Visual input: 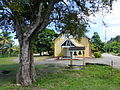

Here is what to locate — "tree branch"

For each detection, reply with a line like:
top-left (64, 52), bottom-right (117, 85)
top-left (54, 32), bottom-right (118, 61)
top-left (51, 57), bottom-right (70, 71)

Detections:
top-left (73, 0), bottom-right (89, 16)
top-left (26, 1), bottom-right (56, 39)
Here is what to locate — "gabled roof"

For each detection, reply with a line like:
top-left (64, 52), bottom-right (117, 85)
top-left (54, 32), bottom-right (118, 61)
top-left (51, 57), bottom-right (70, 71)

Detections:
top-left (61, 39), bottom-right (75, 47)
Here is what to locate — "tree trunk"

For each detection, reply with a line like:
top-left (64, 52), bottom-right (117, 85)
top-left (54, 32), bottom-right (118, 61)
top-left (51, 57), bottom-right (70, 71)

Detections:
top-left (16, 38), bottom-right (36, 86)
top-left (39, 52), bottom-right (42, 56)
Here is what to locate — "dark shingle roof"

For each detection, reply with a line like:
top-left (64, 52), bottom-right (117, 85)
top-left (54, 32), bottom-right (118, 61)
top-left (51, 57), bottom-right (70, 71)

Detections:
top-left (61, 39), bottom-right (75, 46)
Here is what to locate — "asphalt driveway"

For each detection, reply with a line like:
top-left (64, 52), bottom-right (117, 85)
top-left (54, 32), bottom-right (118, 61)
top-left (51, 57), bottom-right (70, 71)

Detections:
top-left (13, 53), bottom-right (120, 68)
top-left (35, 53), bottom-right (120, 68)
top-left (86, 53), bottom-right (120, 68)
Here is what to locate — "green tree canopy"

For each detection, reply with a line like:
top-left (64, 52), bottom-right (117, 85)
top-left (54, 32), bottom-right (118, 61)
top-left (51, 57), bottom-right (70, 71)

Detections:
top-left (108, 35), bottom-right (120, 43)
top-left (91, 32), bottom-right (104, 52)
top-left (106, 35), bottom-right (120, 53)
top-left (33, 28), bottom-right (58, 56)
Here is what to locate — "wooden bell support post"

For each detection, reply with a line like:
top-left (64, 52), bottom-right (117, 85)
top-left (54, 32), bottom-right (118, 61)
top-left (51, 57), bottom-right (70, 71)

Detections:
top-left (70, 52), bottom-right (73, 67)
top-left (69, 47), bottom-right (85, 68)
top-left (82, 50), bottom-right (85, 68)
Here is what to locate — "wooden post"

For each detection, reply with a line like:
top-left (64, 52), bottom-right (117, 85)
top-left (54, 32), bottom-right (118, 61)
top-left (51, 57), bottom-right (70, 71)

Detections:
top-left (83, 51), bottom-right (85, 68)
top-left (111, 60), bottom-right (113, 76)
top-left (70, 52), bottom-right (73, 66)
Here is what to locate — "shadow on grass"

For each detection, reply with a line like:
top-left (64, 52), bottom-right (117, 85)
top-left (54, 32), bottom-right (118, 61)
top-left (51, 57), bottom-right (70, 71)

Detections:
top-left (86, 62), bottom-right (110, 66)
top-left (1, 62), bottom-right (120, 90)
top-left (0, 63), bottom-right (64, 85)
top-left (34, 64), bottom-right (70, 88)
top-left (0, 64), bottom-right (18, 85)
top-left (35, 64), bottom-right (66, 75)
top-left (34, 64), bottom-right (120, 90)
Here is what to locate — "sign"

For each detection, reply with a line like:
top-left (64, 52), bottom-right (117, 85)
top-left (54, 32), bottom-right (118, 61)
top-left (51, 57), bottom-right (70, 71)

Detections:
top-left (69, 46), bottom-right (85, 51)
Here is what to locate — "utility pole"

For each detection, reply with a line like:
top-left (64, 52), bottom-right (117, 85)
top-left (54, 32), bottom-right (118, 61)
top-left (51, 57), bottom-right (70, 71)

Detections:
top-left (102, 6), bottom-right (108, 53)
top-left (102, 21), bottom-right (108, 53)
top-left (105, 27), bottom-right (107, 53)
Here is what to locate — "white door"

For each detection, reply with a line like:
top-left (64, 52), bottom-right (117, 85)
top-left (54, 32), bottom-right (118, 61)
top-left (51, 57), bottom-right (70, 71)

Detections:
top-left (67, 48), bottom-right (70, 57)
top-left (72, 51), bottom-right (75, 59)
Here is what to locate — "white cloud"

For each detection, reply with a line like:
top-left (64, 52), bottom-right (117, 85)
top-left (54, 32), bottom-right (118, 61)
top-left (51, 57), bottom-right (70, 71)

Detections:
top-left (106, 0), bottom-right (120, 18)
top-left (102, 26), bottom-right (120, 41)
top-left (103, 0), bottom-right (120, 40)
top-left (88, 0), bottom-right (120, 41)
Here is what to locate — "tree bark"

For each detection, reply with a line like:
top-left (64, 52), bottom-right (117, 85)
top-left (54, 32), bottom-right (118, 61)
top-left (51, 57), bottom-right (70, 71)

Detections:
top-left (16, 38), bottom-right (36, 86)
top-left (39, 52), bottom-right (42, 56)
top-left (14, 1), bottom-right (55, 85)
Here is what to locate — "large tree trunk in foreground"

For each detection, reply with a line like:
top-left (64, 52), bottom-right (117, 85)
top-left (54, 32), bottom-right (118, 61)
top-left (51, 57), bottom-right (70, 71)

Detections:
top-left (16, 38), bottom-right (36, 86)
top-left (14, 1), bottom-right (55, 85)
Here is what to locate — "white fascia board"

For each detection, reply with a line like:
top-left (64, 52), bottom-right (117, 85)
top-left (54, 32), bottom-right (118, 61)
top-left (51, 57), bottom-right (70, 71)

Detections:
top-left (62, 46), bottom-right (75, 48)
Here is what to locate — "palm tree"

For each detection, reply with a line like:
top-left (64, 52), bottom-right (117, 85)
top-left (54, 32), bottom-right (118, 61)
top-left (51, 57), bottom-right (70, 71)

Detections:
top-left (0, 30), bottom-right (14, 56)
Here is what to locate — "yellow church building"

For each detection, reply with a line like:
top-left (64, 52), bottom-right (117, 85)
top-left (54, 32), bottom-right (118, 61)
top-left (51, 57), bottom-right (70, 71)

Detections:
top-left (54, 34), bottom-right (92, 58)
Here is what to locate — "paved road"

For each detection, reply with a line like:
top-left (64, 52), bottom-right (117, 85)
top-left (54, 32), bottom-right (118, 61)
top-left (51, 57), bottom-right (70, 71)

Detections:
top-left (85, 53), bottom-right (120, 68)
top-left (35, 53), bottom-right (120, 68)
top-left (13, 53), bottom-right (120, 68)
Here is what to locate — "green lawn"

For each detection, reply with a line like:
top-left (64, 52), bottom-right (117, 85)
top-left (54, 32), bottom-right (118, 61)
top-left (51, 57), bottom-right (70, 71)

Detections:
top-left (1, 57), bottom-right (120, 90)
top-left (0, 57), bottom-right (18, 89)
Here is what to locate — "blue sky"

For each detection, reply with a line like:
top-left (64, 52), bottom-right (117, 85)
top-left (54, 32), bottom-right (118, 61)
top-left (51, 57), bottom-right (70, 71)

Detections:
top-left (1, 0), bottom-right (120, 45)
top-left (86, 0), bottom-right (120, 42)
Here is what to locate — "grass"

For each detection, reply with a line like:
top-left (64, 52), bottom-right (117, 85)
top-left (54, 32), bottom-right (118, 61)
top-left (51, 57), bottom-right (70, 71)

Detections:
top-left (1, 57), bottom-right (120, 90)
top-left (0, 57), bottom-right (18, 90)
top-left (35, 65), bottom-right (120, 90)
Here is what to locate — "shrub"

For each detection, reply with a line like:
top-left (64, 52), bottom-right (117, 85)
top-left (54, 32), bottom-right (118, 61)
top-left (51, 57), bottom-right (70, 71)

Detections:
top-left (57, 53), bottom-right (64, 59)
top-left (117, 53), bottom-right (120, 56)
top-left (93, 52), bottom-right (102, 58)
top-left (58, 53), bottom-right (64, 57)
